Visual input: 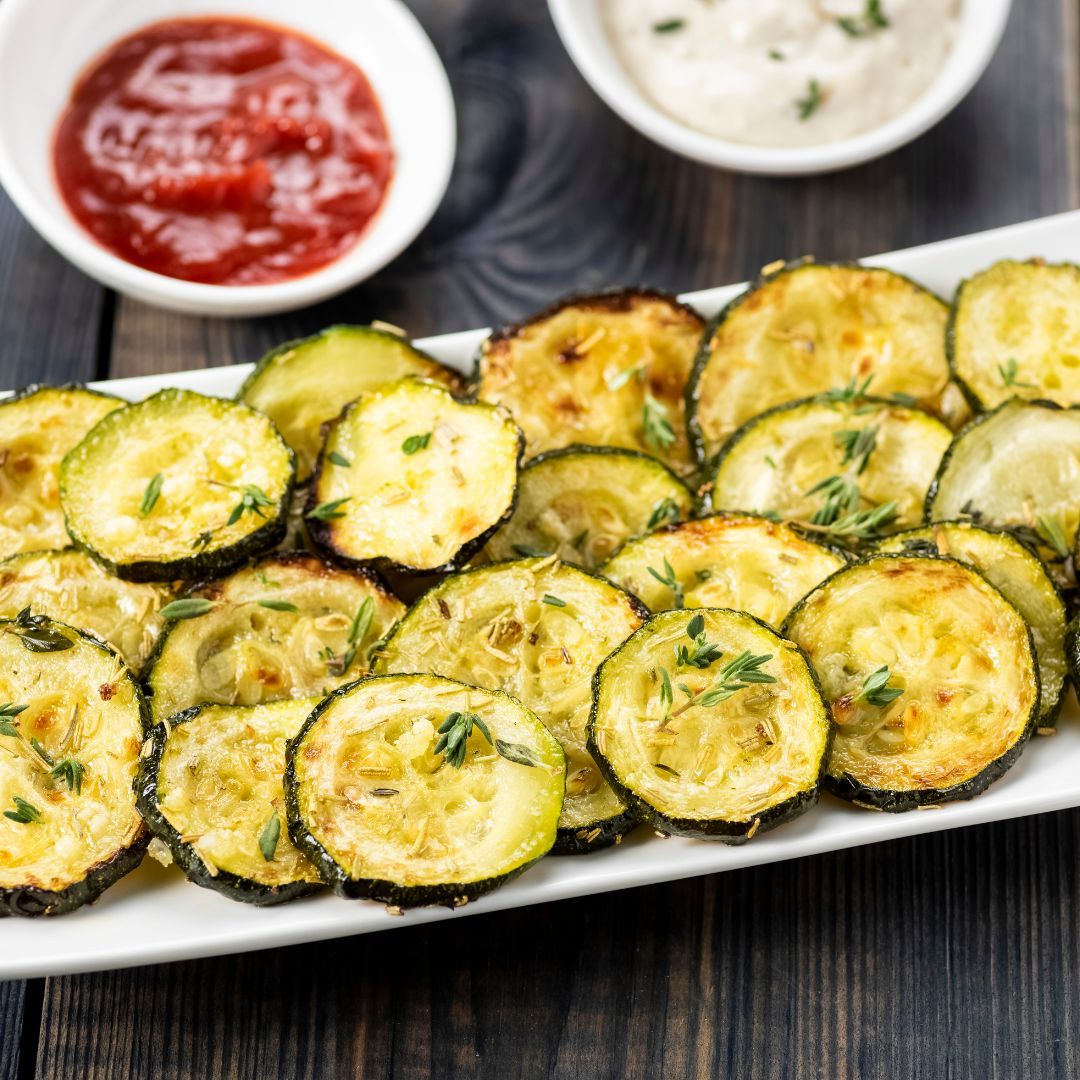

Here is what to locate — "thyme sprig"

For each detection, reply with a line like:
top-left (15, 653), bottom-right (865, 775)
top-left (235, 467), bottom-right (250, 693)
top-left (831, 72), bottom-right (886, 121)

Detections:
top-left (675, 613), bottom-right (723, 669)
top-left (326, 597), bottom-right (376, 676)
top-left (647, 497), bottom-right (681, 530)
top-left (859, 665), bottom-right (903, 707)
top-left (1036, 514), bottom-right (1071, 559)
top-left (647, 557), bottom-right (684, 608)
top-left (822, 375), bottom-right (874, 404)
top-left (307, 497), bottom-right (351, 522)
top-left (226, 484), bottom-right (274, 526)
top-left (998, 357), bottom-right (1036, 389)
top-left (258, 812), bottom-right (280, 861)
top-left (160, 598), bottom-right (218, 621)
top-left (435, 711), bottom-right (493, 768)
top-left (402, 432), bottom-right (432, 455)
top-left (642, 393), bottom-right (676, 451)
top-left (834, 425), bottom-right (878, 472)
top-left (0, 702), bottom-right (28, 738)
top-left (4, 795), bottom-right (41, 824)
top-left (50, 757), bottom-right (85, 795)
top-left (140, 473), bottom-right (163, 518)
top-left (796, 79), bottom-right (823, 121)
top-left (668, 651), bottom-right (777, 719)
top-left (12, 608), bottom-right (74, 652)
top-left (837, 0), bottom-right (889, 37)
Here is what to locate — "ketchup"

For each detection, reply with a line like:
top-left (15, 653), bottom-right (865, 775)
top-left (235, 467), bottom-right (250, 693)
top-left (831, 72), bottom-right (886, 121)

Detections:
top-left (53, 18), bottom-right (394, 286)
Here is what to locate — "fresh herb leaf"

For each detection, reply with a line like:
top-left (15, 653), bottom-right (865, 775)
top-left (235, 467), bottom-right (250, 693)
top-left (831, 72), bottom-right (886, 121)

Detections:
top-left (227, 484), bottom-right (274, 527)
top-left (647, 557), bottom-right (684, 608)
top-left (255, 570), bottom-right (281, 589)
top-left (1036, 514), bottom-right (1071, 559)
top-left (654, 762), bottom-right (681, 777)
top-left (806, 474), bottom-right (861, 527)
top-left (258, 812), bottom-right (280, 861)
top-left (606, 364), bottom-right (646, 391)
top-left (764, 455), bottom-right (778, 469)
top-left (822, 375), bottom-right (873, 404)
top-left (12, 609), bottom-right (75, 653)
top-left (675, 614), bottom-right (724, 669)
top-left (29, 737), bottom-right (53, 767)
top-left (495, 739), bottom-right (542, 767)
top-left (642, 393), bottom-right (676, 451)
top-left (998, 357), bottom-right (1036, 389)
top-left (307, 497), bottom-right (351, 521)
top-left (834, 426), bottom-right (878, 473)
top-left (4, 795), bottom-right (41, 824)
top-left (653, 18), bottom-right (685, 33)
top-left (796, 79), bottom-right (823, 121)
top-left (890, 392), bottom-right (920, 407)
top-left (669, 651), bottom-right (777, 717)
top-left (837, 0), bottom-right (889, 36)
top-left (435, 711), bottom-right (493, 768)
top-left (257, 599), bottom-right (300, 613)
top-left (140, 473), bottom-right (163, 518)
top-left (327, 597), bottom-right (376, 676)
top-left (647, 497), bottom-right (681, 530)
top-left (160, 598), bottom-right (218, 620)
top-left (859, 665), bottom-right (903, 707)
top-left (50, 756), bottom-right (84, 795)
top-left (768, 48), bottom-right (785, 61)
top-left (659, 666), bottom-right (673, 710)
top-left (542, 594), bottom-right (567, 607)
top-left (327, 451), bottom-right (352, 468)
top-left (512, 543), bottom-right (551, 558)
top-left (402, 432), bottom-right (432, 455)
top-left (0, 703), bottom-right (27, 737)
top-left (826, 500), bottom-right (898, 539)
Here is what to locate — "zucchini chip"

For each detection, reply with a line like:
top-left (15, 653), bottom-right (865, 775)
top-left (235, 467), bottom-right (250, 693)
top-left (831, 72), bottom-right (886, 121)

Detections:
top-left (237, 325), bottom-right (465, 480)
top-left (712, 397), bottom-right (951, 543)
top-left (600, 514), bottom-right (845, 627)
top-left (375, 557), bottom-right (647, 852)
top-left (876, 523), bottom-right (1067, 725)
top-left (0, 385), bottom-right (123, 561)
top-left (588, 608), bottom-right (829, 842)
top-left (0, 549), bottom-right (174, 673)
top-left (307, 379), bottom-right (523, 574)
top-left (137, 698), bottom-right (322, 905)
top-left (689, 263), bottom-right (961, 464)
top-left (481, 446), bottom-right (694, 570)
top-left (61, 388), bottom-right (295, 582)
top-left (0, 613), bottom-right (148, 916)
top-left (783, 554), bottom-right (1039, 811)
top-left (285, 673), bottom-right (565, 908)
top-left (146, 552), bottom-right (403, 725)
top-left (926, 399), bottom-right (1080, 587)
top-left (949, 260), bottom-right (1080, 410)
top-left (476, 290), bottom-right (704, 478)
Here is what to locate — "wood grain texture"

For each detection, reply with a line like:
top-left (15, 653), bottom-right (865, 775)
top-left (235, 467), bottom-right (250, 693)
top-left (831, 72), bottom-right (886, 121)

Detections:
top-left (1, 0), bottom-right (1077, 1076)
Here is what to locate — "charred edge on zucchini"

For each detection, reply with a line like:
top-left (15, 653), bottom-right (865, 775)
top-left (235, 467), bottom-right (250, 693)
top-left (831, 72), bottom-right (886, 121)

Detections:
top-left (284, 673), bottom-right (565, 907)
top-left (782, 553), bottom-right (1040, 812)
top-left (588, 607), bottom-right (831, 843)
top-left (0, 615), bottom-right (150, 917)
top-left (306, 379), bottom-right (524, 575)
top-left (135, 701), bottom-right (322, 906)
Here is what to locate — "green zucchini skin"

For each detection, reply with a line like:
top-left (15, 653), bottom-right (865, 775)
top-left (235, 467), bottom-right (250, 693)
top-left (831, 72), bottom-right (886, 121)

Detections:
top-left (284, 673), bottom-right (562, 907)
top-left (135, 705), bottom-right (320, 907)
top-left (1065, 613), bottom-right (1080, 689)
top-left (0, 619), bottom-right (150, 918)
top-left (587, 608), bottom-right (830, 843)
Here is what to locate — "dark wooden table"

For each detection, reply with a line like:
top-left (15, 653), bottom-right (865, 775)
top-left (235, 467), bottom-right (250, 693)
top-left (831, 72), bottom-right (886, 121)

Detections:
top-left (1, 1), bottom-right (1078, 1076)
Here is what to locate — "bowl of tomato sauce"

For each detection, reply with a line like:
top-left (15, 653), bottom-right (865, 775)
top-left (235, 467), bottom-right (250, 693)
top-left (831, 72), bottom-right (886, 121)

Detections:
top-left (0, 0), bottom-right (455, 315)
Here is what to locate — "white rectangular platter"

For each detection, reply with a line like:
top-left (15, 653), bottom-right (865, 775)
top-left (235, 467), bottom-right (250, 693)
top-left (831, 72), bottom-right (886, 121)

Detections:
top-left (4, 208), bottom-right (1080, 981)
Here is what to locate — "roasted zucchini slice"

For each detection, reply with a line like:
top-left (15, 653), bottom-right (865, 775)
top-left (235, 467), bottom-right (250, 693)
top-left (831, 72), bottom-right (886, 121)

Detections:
top-left (285, 673), bottom-right (564, 907)
top-left (783, 554), bottom-right (1039, 811)
top-left (237, 325), bottom-right (465, 480)
top-left (0, 549), bottom-right (174, 673)
top-left (876, 523), bottom-right (1067, 725)
top-left (61, 388), bottom-right (295, 582)
top-left (476, 290), bottom-right (704, 478)
top-left (949, 260), bottom-right (1080, 410)
top-left (137, 697), bottom-right (322, 905)
top-left (600, 514), bottom-right (845, 627)
top-left (0, 612), bottom-right (148, 916)
top-left (307, 379), bottom-right (523, 574)
top-left (481, 445), bottom-right (694, 569)
top-left (689, 263), bottom-right (962, 464)
top-left (589, 608), bottom-right (829, 841)
top-left (712, 397), bottom-right (951, 543)
top-left (0, 385), bottom-right (123, 561)
top-left (375, 557), bottom-right (647, 852)
top-left (146, 552), bottom-right (403, 724)
top-left (926, 399), bottom-right (1080, 587)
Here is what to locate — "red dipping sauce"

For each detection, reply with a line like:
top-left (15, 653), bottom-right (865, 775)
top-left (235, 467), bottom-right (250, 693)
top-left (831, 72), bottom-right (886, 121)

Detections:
top-left (53, 18), bottom-right (394, 286)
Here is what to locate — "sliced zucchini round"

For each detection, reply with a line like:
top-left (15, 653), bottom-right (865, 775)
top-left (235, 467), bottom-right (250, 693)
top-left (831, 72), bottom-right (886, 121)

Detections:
top-left (237, 325), bottom-right (465, 480)
top-left (1065, 613), bottom-right (1080, 692)
top-left (146, 552), bottom-right (404, 725)
top-left (688, 263), bottom-right (962, 465)
top-left (0, 612), bottom-right (148, 916)
top-left (589, 608), bottom-right (829, 841)
top-left (712, 397), bottom-right (951, 542)
top-left (925, 399), bottom-right (1080, 587)
top-left (0, 385), bottom-right (123, 561)
top-left (600, 514), bottom-right (845, 627)
top-left (61, 388), bottom-right (295, 582)
top-left (783, 554), bottom-right (1039, 811)
top-left (481, 445), bottom-right (694, 570)
top-left (949, 260), bottom-right (1080, 411)
top-left (374, 557), bottom-right (647, 852)
top-left (136, 697), bottom-right (322, 905)
top-left (285, 673), bottom-right (565, 908)
top-left (0, 549), bottom-right (174, 673)
top-left (307, 379), bottom-right (523, 574)
top-left (875, 523), bottom-right (1067, 725)
top-left (476, 290), bottom-right (704, 478)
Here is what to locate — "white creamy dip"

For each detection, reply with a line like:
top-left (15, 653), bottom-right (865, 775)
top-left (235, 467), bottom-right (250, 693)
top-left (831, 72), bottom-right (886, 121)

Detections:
top-left (601, 0), bottom-right (961, 147)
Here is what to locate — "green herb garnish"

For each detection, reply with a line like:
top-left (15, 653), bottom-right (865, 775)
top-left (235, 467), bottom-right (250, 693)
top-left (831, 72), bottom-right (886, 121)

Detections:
top-left (51, 757), bottom-right (85, 795)
top-left (796, 79), bottom-right (823, 121)
top-left (258, 812), bottom-right (280, 861)
top-left (4, 795), bottom-right (41, 824)
top-left (822, 375), bottom-right (873, 404)
top-left (140, 473), bottom-right (163, 518)
top-left (663, 651), bottom-right (777, 719)
top-left (512, 544), bottom-right (551, 558)
top-left (607, 363), bottom-right (646, 391)
top-left (0, 702), bottom-right (27, 738)
top-left (307, 498), bottom-right (351, 521)
top-left (653, 18), bottom-right (685, 33)
top-left (257, 599), bottom-right (300, 613)
top-left (327, 451), bottom-right (352, 468)
top-left (998, 357), bottom-right (1036, 389)
top-left (435, 711), bottom-right (493, 768)
top-left (837, 0), bottom-right (889, 37)
top-left (647, 497), bottom-right (681, 530)
top-left (542, 594), bottom-right (567, 608)
top-left (834, 426), bottom-right (878, 473)
top-left (160, 598), bottom-right (218, 621)
top-left (642, 394), bottom-right (676, 451)
top-left (1036, 514), bottom-right (1071, 559)
top-left (402, 432), bottom-right (432, 455)
top-left (647, 557), bottom-right (684, 608)
top-left (227, 484), bottom-right (273, 526)
top-left (495, 740), bottom-right (542, 767)
top-left (12, 608), bottom-right (74, 652)
top-left (859, 665), bottom-right (903, 707)
top-left (675, 613), bottom-right (724, 669)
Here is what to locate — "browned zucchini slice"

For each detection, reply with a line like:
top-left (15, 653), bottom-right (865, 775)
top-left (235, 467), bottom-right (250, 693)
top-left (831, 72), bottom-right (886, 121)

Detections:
top-left (237, 325), bottom-right (465, 480)
top-left (589, 608), bottom-right (829, 841)
top-left (136, 697), bottom-right (322, 905)
top-left (783, 554), bottom-right (1039, 810)
top-left (476, 290), bottom-right (704, 477)
top-left (145, 552), bottom-right (403, 724)
top-left (689, 263), bottom-right (963, 464)
top-left (712, 396), bottom-right (951, 543)
top-left (60, 388), bottom-right (295, 582)
top-left (0, 385), bottom-right (123, 560)
top-left (600, 514), bottom-right (845, 626)
top-left (375, 557), bottom-right (647, 851)
top-left (0, 612), bottom-right (148, 916)
top-left (0, 549), bottom-right (174, 673)
top-left (949, 260), bottom-right (1080, 410)
top-left (285, 673), bottom-right (565, 908)
top-left (307, 379), bottom-right (523, 574)
top-left (481, 445), bottom-right (694, 569)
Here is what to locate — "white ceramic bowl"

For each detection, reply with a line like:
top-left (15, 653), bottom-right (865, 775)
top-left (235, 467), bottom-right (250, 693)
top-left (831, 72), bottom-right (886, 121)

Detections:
top-left (548, 0), bottom-right (1011, 176)
top-left (0, 0), bottom-right (455, 316)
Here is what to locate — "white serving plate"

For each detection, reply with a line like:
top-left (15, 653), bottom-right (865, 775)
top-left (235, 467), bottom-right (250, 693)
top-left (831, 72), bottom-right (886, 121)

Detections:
top-left (3, 208), bottom-right (1079, 980)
